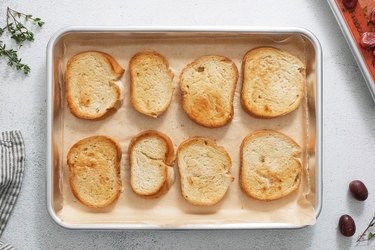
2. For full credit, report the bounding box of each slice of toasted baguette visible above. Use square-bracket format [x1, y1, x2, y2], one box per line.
[129, 51, 174, 118]
[66, 51, 125, 120]
[240, 130, 302, 201]
[241, 47, 305, 118]
[180, 55, 239, 127]
[177, 137, 234, 206]
[128, 130, 175, 198]
[67, 136, 122, 208]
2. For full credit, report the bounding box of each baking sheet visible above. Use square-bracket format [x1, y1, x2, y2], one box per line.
[327, 0, 375, 101]
[48, 29, 320, 228]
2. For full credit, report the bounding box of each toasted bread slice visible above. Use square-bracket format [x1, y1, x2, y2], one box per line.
[67, 136, 122, 208]
[180, 55, 239, 127]
[129, 51, 174, 118]
[66, 51, 124, 120]
[177, 137, 234, 206]
[240, 130, 302, 201]
[128, 130, 175, 198]
[241, 47, 305, 118]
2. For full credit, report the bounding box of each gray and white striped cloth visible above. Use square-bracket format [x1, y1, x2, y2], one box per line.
[0, 241, 14, 250]
[0, 131, 25, 250]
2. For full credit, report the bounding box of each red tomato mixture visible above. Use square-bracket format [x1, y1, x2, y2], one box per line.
[337, 0, 375, 83]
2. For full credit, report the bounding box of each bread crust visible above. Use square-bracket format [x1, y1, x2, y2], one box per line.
[129, 51, 174, 118]
[177, 137, 231, 160]
[241, 47, 305, 118]
[240, 130, 302, 201]
[128, 130, 175, 198]
[177, 137, 234, 206]
[66, 51, 124, 120]
[67, 136, 122, 208]
[179, 55, 239, 128]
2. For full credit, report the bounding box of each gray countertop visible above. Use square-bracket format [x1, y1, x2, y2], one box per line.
[1, 0, 375, 249]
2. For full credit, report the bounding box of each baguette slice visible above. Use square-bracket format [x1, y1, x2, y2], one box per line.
[66, 51, 124, 120]
[240, 130, 302, 201]
[241, 47, 305, 118]
[128, 130, 175, 198]
[129, 51, 174, 118]
[67, 136, 122, 208]
[180, 55, 239, 127]
[177, 137, 234, 206]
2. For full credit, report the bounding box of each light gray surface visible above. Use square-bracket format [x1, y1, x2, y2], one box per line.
[0, 0, 374, 249]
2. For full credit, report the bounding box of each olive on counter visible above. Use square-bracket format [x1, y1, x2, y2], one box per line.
[349, 180, 368, 201]
[339, 214, 356, 237]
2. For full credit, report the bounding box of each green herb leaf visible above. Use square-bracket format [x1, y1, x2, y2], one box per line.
[37, 21, 44, 27]
[0, 7, 44, 75]
[369, 232, 375, 240]
[23, 64, 30, 74]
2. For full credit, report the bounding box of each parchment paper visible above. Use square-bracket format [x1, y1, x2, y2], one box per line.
[55, 32, 316, 226]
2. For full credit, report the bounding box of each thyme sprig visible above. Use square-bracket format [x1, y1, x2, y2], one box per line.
[357, 213, 375, 243]
[0, 7, 44, 75]
[0, 42, 30, 74]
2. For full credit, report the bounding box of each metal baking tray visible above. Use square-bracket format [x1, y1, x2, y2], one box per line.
[327, 0, 375, 101]
[46, 26, 322, 230]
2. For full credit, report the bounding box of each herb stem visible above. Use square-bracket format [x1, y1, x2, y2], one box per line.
[6, 7, 10, 32]
[6, 7, 18, 32]
[357, 214, 375, 242]
[7, 7, 27, 36]
[8, 7, 39, 22]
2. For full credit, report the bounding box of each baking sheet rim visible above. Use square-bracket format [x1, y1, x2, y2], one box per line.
[46, 26, 323, 230]
[327, 0, 375, 101]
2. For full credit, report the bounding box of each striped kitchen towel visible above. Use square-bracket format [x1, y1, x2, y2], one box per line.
[0, 241, 14, 250]
[0, 131, 25, 250]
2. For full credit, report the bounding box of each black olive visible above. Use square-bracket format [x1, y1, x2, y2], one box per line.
[343, 0, 358, 10]
[349, 180, 368, 201]
[339, 214, 356, 237]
